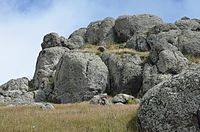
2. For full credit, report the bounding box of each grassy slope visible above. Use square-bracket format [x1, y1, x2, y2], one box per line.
[0, 102, 138, 132]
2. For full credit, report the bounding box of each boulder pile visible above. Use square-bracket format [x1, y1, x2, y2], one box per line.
[2, 14, 200, 131]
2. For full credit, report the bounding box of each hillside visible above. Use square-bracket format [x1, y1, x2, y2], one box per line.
[1, 14, 200, 131]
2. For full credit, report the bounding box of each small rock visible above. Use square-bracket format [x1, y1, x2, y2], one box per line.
[97, 46, 106, 52]
[36, 103, 55, 110]
[90, 94, 111, 105]
[112, 94, 135, 104]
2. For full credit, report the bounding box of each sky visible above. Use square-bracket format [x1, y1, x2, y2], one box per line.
[0, 0, 200, 84]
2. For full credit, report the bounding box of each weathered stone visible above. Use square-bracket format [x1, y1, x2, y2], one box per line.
[68, 28, 87, 41]
[125, 32, 149, 51]
[175, 18, 200, 31]
[178, 30, 200, 56]
[139, 63, 172, 97]
[53, 52, 109, 103]
[90, 94, 111, 105]
[112, 93, 134, 104]
[101, 53, 143, 96]
[0, 77, 34, 104]
[33, 47, 68, 102]
[41, 33, 63, 49]
[114, 14, 164, 42]
[156, 50, 188, 74]
[148, 23, 179, 34]
[137, 69, 200, 132]
[0, 77, 29, 91]
[85, 17, 115, 45]
[39, 103, 55, 110]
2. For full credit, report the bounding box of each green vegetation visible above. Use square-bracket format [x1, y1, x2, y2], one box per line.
[127, 98, 137, 105]
[79, 44, 149, 61]
[48, 76, 54, 87]
[0, 102, 139, 132]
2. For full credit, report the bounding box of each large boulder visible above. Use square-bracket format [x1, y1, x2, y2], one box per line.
[125, 32, 150, 51]
[101, 53, 143, 97]
[33, 47, 69, 101]
[139, 63, 172, 97]
[175, 17, 200, 31]
[41, 33, 63, 49]
[53, 52, 109, 103]
[0, 77, 34, 104]
[147, 28, 188, 74]
[85, 17, 115, 45]
[68, 28, 87, 41]
[137, 69, 200, 132]
[114, 14, 164, 42]
[178, 30, 200, 56]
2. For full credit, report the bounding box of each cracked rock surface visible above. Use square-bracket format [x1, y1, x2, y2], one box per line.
[52, 52, 109, 103]
[137, 68, 200, 132]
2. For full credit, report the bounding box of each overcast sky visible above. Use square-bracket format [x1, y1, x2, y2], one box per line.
[0, 0, 199, 84]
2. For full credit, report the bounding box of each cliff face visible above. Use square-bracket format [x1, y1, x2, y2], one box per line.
[1, 14, 200, 131]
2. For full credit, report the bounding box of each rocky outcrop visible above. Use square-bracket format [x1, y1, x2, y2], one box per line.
[53, 52, 109, 103]
[115, 14, 164, 42]
[139, 63, 172, 96]
[125, 32, 149, 51]
[0, 77, 34, 104]
[175, 17, 200, 31]
[178, 30, 200, 56]
[85, 17, 115, 45]
[33, 47, 69, 102]
[101, 53, 143, 97]
[137, 68, 200, 132]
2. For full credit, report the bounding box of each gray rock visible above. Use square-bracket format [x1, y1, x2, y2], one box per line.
[34, 103, 55, 110]
[139, 63, 172, 97]
[156, 50, 188, 74]
[90, 94, 111, 105]
[0, 77, 34, 105]
[33, 47, 69, 102]
[68, 28, 87, 41]
[101, 53, 143, 96]
[175, 18, 200, 31]
[114, 14, 164, 42]
[67, 36, 85, 49]
[125, 32, 149, 51]
[178, 30, 200, 56]
[53, 52, 109, 103]
[41, 33, 63, 49]
[112, 93, 134, 104]
[0, 77, 29, 91]
[85, 17, 115, 45]
[33, 89, 46, 102]
[148, 23, 179, 34]
[137, 69, 200, 132]
[40, 103, 55, 110]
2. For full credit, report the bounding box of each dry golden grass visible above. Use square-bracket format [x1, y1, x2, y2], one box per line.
[79, 44, 149, 60]
[186, 54, 200, 64]
[0, 102, 139, 132]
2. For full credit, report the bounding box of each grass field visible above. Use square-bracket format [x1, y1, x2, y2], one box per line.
[0, 102, 139, 132]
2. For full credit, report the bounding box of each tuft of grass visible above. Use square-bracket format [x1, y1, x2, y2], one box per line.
[79, 44, 149, 60]
[0, 102, 139, 132]
[185, 54, 200, 64]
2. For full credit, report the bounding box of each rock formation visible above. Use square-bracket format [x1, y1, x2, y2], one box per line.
[2, 13, 200, 131]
